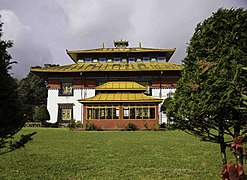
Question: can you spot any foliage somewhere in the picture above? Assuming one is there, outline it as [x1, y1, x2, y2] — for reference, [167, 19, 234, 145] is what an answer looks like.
[68, 119, 76, 130]
[76, 121, 82, 128]
[241, 67, 247, 108]
[124, 122, 138, 131]
[161, 96, 173, 128]
[0, 128, 234, 179]
[167, 8, 247, 166]
[0, 17, 35, 154]
[161, 96, 173, 113]
[85, 123, 101, 131]
[160, 122, 166, 128]
[33, 104, 50, 123]
[18, 69, 48, 121]
[67, 120, 82, 130]
[142, 120, 149, 130]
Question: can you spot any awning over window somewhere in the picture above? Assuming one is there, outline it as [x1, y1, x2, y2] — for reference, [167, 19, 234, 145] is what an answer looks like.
[96, 81, 146, 91]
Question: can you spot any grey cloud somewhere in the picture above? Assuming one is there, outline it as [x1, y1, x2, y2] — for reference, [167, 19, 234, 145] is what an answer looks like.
[0, 0, 247, 78]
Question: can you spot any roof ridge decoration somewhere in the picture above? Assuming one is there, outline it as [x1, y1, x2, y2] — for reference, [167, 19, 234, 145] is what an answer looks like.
[95, 81, 146, 91]
[114, 39, 129, 48]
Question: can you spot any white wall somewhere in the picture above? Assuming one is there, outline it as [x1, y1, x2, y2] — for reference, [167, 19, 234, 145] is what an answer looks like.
[47, 88, 95, 123]
[47, 86, 174, 124]
[151, 87, 176, 124]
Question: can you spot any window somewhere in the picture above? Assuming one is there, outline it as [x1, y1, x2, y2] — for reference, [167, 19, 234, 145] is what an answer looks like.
[62, 109, 72, 120]
[123, 107, 129, 119]
[136, 108, 142, 119]
[128, 58, 135, 63]
[58, 104, 74, 121]
[113, 58, 120, 62]
[143, 57, 150, 62]
[85, 58, 92, 63]
[113, 108, 119, 119]
[99, 58, 106, 63]
[87, 108, 93, 120]
[122, 104, 156, 120]
[143, 108, 149, 119]
[86, 104, 119, 120]
[158, 57, 166, 62]
[59, 82, 73, 96]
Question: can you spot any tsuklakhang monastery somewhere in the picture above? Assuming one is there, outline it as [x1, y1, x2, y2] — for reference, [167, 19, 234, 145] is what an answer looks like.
[31, 40, 182, 129]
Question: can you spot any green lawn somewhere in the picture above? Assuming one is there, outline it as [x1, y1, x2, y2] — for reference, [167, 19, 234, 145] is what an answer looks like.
[0, 128, 238, 179]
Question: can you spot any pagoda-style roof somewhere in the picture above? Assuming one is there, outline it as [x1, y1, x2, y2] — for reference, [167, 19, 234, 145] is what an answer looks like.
[96, 81, 146, 91]
[66, 47, 176, 63]
[78, 93, 163, 103]
[31, 62, 182, 76]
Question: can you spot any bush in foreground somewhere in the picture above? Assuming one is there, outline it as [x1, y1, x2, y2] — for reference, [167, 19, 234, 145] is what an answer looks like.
[124, 122, 138, 131]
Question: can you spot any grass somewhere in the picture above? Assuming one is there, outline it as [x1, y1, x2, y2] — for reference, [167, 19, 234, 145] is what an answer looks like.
[0, 128, 239, 179]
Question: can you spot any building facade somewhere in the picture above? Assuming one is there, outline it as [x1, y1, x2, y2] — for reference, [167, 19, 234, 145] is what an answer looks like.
[31, 40, 182, 129]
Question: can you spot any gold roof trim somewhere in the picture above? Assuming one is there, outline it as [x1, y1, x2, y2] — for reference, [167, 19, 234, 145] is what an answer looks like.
[67, 47, 175, 54]
[78, 93, 163, 103]
[96, 81, 146, 91]
[31, 62, 182, 74]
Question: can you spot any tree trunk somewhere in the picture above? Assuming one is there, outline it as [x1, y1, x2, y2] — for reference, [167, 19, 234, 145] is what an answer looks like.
[219, 123, 227, 165]
[234, 125, 244, 165]
[220, 142, 227, 165]
[238, 148, 244, 165]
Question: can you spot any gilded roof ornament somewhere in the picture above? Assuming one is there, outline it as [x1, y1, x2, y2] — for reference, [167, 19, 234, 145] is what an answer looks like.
[114, 39, 129, 48]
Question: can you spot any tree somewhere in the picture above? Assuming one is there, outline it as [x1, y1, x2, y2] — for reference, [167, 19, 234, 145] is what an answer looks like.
[0, 17, 35, 154]
[167, 8, 247, 166]
[18, 67, 48, 121]
[33, 105, 50, 123]
[161, 96, 173, 128]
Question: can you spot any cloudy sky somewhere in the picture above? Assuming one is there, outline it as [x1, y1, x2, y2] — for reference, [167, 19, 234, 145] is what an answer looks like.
[0, 0, 247, 78]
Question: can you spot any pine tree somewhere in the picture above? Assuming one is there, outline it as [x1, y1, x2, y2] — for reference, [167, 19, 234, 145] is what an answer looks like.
[167, 8, 247, 165]
[0, 17, 35, 154]
[33, 104, 50, 123]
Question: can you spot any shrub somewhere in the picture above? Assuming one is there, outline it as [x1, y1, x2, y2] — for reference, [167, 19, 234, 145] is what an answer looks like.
[124, 122, 138, 131]
[33, 104, 50, 123]
[85, 123, 101, 131]
[160, 122, 166, 128]
[67, 119, 76, 130]
[75, 121, 82, 128]
[142, 120, 149, 130]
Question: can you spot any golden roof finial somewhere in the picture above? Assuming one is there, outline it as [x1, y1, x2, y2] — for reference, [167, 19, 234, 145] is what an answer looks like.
[114, 39, 129, 48]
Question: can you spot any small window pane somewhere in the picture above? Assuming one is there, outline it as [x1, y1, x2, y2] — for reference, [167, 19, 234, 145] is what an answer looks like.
[123, 107, 129, 119]
[143, 108, 149, 119]
[130, 107, 135, 119]
[100, 108, 105, 119]
[128, 58, 135, 63]
[136, 108, 142, 119]
[106, 108, 112, 119]
[87, 108, 92, 119]
[150, 108, 155, 119]
[61, 108, 72, 120]
[93, 108, 99, 119]
[113, 107, 119, 119]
